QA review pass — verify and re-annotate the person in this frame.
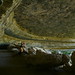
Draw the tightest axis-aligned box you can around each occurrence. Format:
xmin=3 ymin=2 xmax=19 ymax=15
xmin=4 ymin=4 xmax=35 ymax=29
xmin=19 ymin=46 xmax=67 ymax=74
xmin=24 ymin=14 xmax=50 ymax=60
xmin=20 ymin=42 xmax=28 ymax=54
xmin=14 ymin=42 xmax=28 ymax=55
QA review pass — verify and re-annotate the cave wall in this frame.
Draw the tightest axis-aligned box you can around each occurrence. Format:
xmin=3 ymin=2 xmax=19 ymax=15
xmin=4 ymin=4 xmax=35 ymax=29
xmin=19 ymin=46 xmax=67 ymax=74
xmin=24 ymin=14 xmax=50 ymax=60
xmin=0 ymin=0 xmax=75 ymax=43
xmin=0 ymin=0 xmax=22 ymax=43
xmin=14 ymin=0 xmax=75 ymax=38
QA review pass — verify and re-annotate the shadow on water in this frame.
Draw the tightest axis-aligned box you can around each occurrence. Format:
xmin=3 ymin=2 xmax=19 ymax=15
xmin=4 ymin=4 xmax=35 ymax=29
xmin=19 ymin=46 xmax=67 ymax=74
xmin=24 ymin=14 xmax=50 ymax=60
xmin=0 ymin=67 xmax=74 ymax=75
xmin=0 ymin=43 xmax=9 ymax=49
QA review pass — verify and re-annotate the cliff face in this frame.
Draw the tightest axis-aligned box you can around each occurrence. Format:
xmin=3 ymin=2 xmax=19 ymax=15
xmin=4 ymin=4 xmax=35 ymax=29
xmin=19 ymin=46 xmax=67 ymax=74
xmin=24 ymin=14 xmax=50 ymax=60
xmin=0 ymin=0 xmax=12 ymax=40
xmin=0 ymin=0 xmax=75 ymax=43
xmin=14 ymin=0 xmax=75 ymax=38
xmin=0 ymin=0 xmax=22 ymax=42
xmin=0 ymin=0 xmax=13 ymax=18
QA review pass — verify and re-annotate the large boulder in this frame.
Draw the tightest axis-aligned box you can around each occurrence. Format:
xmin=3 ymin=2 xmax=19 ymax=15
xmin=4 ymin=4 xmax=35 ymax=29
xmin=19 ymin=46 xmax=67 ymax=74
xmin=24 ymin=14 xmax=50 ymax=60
xmin=24 ymin=53 xmax=70 ymax=69
xmin=71 ymin=51 xmax=75 ymax=67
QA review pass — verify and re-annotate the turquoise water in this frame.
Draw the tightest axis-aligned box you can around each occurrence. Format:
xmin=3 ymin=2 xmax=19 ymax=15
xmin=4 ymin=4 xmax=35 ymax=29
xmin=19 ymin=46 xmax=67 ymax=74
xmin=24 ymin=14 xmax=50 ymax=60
xmin=50 ymin=49 xmax=75 ymax=55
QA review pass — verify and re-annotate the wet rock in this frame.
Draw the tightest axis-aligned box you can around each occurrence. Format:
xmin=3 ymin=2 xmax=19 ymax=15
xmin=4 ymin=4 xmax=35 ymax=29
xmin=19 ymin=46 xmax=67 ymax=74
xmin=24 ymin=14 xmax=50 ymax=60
xmin=62 ymin=54 xmax=70 ymax=65
xmin=71 ymin=51 xmax=75 ymax=67
xmin=24 ymin=53 xmax=70 ymax=69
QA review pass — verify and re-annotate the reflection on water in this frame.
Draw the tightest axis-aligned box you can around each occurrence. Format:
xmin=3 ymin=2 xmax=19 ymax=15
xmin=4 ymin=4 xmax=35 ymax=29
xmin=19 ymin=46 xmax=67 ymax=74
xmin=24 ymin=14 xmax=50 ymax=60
xmin=0 ymin=42 xmax=75 ymax=75
xmin=0 ymin=53 xmax=73 ymax=75
xmin=0 ymin=67 xmax=73 ymax=75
